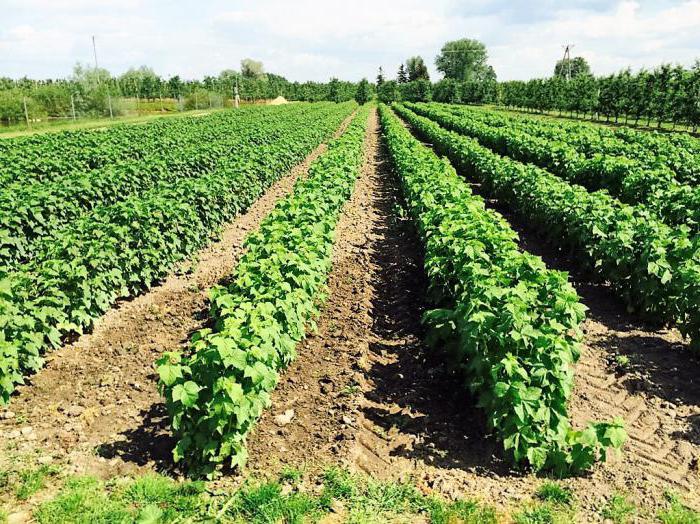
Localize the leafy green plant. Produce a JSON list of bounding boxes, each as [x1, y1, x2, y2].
[[0, 104, 308, 269], [157, 105, 371, 476], [379, 104, 625, 475], [405, 102, 700, 235], [0, 102, 356, 404], [393, 103, 700, 353]]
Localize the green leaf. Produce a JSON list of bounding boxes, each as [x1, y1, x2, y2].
[[157, 363, 182, 387], [493, 382, 510, 397], [603, 425, 627, 448], [172, 381, 201, 407]]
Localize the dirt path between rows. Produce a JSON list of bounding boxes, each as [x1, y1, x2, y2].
[[237, 110, 382, 479], [0, 112, 356, 482], [245, 110, 700, 520], [4, 107, 699, 521], [227, 109, 538, 509]]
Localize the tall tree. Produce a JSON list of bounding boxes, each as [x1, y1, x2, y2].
[[376, 66, 385, 87], [553, 56, 591, 79], [355, 78, 372, 104], [406, 56, 430, 81], [378, 80, 401, 103], [328, 77, 342, 103], [167, 75, 183, 98], [241, 58, 265, 78], [435, 38, 493, 81], [397, 64, 408, 83]]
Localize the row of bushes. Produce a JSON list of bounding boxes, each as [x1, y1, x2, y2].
[[380, 104, 624, 473], [157, 105, 371, 475]]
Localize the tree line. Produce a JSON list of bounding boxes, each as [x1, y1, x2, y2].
[[0, 59, 359, 124], [375, 39, 499, 106], [374, 40, 699, 132], [500, 61, 700, 130]]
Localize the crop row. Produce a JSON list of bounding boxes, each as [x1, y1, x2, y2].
[[0, 105, 299, 188], [452, 104, 700, 184], [407, 103, 700, 235], [394, 104, 700, 352], [0, 103, 355, 404], [156, 105, 371, 476], [449, 103, 700, 189], [0, 103, 346, 269], [380, 104, 624, 473]]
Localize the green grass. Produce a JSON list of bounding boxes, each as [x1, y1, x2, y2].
[[534, 482, 573, 506], [0, 464, 60, 502], [22, 466, 497, 523], [657, 492, 700, 524], [0, 106, 223, 138], [601, 493, 637, 523], [512, 481, 575, 524], [34, 475, 208, 524], [6, 461, 696, 523]]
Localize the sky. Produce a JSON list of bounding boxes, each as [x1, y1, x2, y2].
[[1, 0, 699, 82]]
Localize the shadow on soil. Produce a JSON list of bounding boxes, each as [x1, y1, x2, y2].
[[460, 176, 700, 440], [97, 402, 177, 472], [358, 142, 519, 477]]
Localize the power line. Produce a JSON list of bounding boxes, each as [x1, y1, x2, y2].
[[91, 35, 114, 118], [561, 43, 575, 81]]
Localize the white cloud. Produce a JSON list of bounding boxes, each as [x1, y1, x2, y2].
[[0, 0, 698, 81]]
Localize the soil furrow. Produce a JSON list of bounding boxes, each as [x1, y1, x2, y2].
[[0, 112, 356, 479]]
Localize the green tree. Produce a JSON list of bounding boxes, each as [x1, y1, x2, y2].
[[378, 80, 401, 103], [241, 58, 265, 78], [328, 77, 342, 103], [432, 78, 462, 104], [687, 60, 700, 131], [406, 56, 430, 81], [376, 66, 385, 88], [435, 38, 493, 81], [70, 62, 119, 116], [397, 64, 408, 83], [355, 78, 373, 104], [400, 79, 431, 102], [167, 75, 184, 98], [553, 56, 591, 79]]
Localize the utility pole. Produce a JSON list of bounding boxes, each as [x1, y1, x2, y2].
[[234, 77, 240, 108], [23, 97, 30, 129], [92, 35, 114, 118], [70, 93, 76, 120], [561, 43, 575, 82]]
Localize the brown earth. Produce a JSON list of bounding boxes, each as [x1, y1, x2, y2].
[[1, 107, 699, 523], [0, 112, 356, 480], [239, 109, 700, 520]]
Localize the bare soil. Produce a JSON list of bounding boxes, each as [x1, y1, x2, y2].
[[0, 112, 356, 480], [2, 108, 699, 523], [238, 110, 700, 520]]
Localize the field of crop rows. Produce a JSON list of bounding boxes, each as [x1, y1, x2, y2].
[[1, 101, 699, 522]]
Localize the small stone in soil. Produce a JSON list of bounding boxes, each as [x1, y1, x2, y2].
[[274, 409, 295, 426], [64, 405, 85, 417]]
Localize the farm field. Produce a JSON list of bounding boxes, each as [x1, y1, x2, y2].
[[0, 101, 699, 524]]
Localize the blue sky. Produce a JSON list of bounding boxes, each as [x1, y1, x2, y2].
[[1, 0, 698, 82]]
